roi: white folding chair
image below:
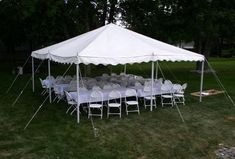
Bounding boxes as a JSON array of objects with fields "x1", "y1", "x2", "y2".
[
  {"x1": 160, "y1": 84, "x2": 174, "y2": 107},
  {"x1": 64, "y1": 75, "x2": 72, "y2": 82},
  {"x1": 103, "y1": 84, "x2": 112, "y2": 90},
  {"x1": 53, "y1": 86, "x2": 63, "y2": 103},
  {"x1": 39, "y1": 78, "x2": 47, "y2": 95},
  {"x1": 173, "y1": 83, "x2": 187, "y2": 105},
  {"x1": 88, "y1": 91, "x2": 104, "y2": 119},
  {"x1": 144, "y1": 81, "x2": 151, "y2": 86},
  {"x1": 111, "y1": 73, "x2": 117, "y2": 76},
  {"x1": 65, "y1": 91, "x2": 77, "y2": 115},
  {"x1": 80, "y1": 86, "x2": 88, "y2": 91},
  {"x1": 102, "y1": 73, "x2": 109, "y2": 77},
  {"x1": 120, "y1": 81, "x2": 128, "y2": 87},
  {"x1": 92, "y1": 86, "x2": 102, "y2": 91},
  {"x1": 181, "y1": 83, "x2": 187, "y2": 94},
  {"x1": 135, "y1": 82, "x2": 142, "y2": 87},
  {"x1": 143, "y1": 85, "x2": 157, "y2": 109},
  {"x1": 107, "y1": 90, "x2": 122, "y2": 118},
  {"x1": 112, "y1": 84, "x2": 121, "y2": 89},
  {"x1": 125, "y1": 89, "x2": 140, "y2": 115},
  {"x1": 164, "y1": 80, "x2": 172, "y2": 85},
  {"x1": 156, "y1": 78, "x2": 163, "y2": 84}
]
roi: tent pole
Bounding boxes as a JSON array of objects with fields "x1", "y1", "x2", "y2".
[
  {"x1": 124, "y1": 64, "x2": 127, "y2": 74},
  {"x1": 199, "y1": 60, "x2": 205, "y2": 102},
  {"x1": 32, "y1": 57, "x2": 35, "y2": 92},
  {"x1": 155, "y1": 61, "x2": 158, "y2": 80},
  {"x1": 150, "y1": 61, "x2": 154, "y2": 111},
  {"x1": 76, "y1": 64, "x2": 80, "y2": 123},
  {"x1": 48, "y1": 59, "x2": 52, "y2": 103}
]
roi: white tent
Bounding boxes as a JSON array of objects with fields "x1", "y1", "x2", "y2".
[
  {"x1": 31, "y1": 23, "x2": 205, "y2": 123},
  {"x1": 32, "y1": 23, "x2": 204, "y2": 64}
]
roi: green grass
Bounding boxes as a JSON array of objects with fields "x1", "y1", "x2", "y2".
[{"x1": 0, "y1": 58, "x2": 235, "y2": 159}]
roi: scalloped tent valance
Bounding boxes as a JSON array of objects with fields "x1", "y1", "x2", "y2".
[{"x1": 31, "y1": 23, "x2": 204, "y2": 65}]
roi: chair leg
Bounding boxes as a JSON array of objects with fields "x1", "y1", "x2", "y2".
[
  {"x1": 107, "y1": 106, "x2": 109, "y2": 118},
  {"x1": 70, "y1": 107, "x2": 77, "y2": 115},
  {"x1": 101, "y1": 107, "x2": 103, "y2": 119},
  {"x1": 53, "y1": 96, "x2": 57, "y2": 102},
  {"x1": 137, "y1": 104, "x2": 140, "y2": 114},
  {"x1": 119, "y1": 106, "x2": 121, "y2": 118},
  {"x1": 88, "y1": 107, "x2": 91, "y2": 119},
  {"x1": 161, "y1": 97, "x2": 164, "y2": 107},
  {"x1": 66, "y1": 105, "x2": 73, "y2": 114},
  {"x1": 126, "y1": 104, "x2": 128, "y2": 115},
  {"x1": 57, "y1": 97, "x2": 62, "y2": 103},
  {"x1": 144, "y1": 99, "x2": 146, "y2": 109}
]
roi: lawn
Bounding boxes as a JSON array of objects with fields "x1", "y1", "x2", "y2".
[{"x1": 0, "y1": 58, "x2": 235, "y2": 159}]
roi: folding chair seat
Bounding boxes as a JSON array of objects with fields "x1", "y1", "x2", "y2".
[
  {"x1": 160, "y1": 84, "x2": 174, "y2": 107},
  {"x1": 88, "y1": 91, "x2": 104, "y2": 119},
  {"x1": 107, "y1": 90, "x2": 122, "y2": 118},
  {"x1": 92, "y1": 86, "x2": 102, "y2": 91},
  {"x1": 125, "y1": 89, "x2": 140, "y2": 115},
  {"x1": 65, "y1": 91, "x2": 77, "y2": 115},
  {"x1": 143, "y1": 85, "x2": 157, "y2": 109},
  {"x1": 39, "y1": 78, "x2": 48, "y2": 95},
  {"x1": 103, "y1": 84, "x2": 112, "y2": 90},
  {"x1": 112, "y1": 84, "x2": 121, "y2": 89},
  {"x1": 173, "y1": 83, "x2": 187, "y2": 105}
]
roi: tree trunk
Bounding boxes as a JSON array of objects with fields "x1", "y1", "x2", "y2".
[
  {"x1": 101, "y1": 0, "x2": 108, "y2": 26},
  {"x1": 195, "y1": 38, "x2": 209, "y2": 71},
  {"x1": 108, "y1": 0, "x2": 117, "y2": 23}
]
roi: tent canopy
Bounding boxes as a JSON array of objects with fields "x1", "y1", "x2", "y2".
[{"x1": 31, "y1": 23, "x2": 204, "y2": 65}]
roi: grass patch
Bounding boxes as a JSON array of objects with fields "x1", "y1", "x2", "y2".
[{"x1": 0, "y1": 58, "x2": 235, "y2": 158}]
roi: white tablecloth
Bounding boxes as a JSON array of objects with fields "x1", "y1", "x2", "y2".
[
  {"x1": 130, "y1": 85, "x2": 162, "y2": 97},
  {"x1": 69, "y1": 87, "x2": 130, "y2": 104},
  {"x1": 53, "y1": 84, "x2": 69, "y2": 96}
]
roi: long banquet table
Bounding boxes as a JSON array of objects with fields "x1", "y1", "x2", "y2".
[
  {"x1": 69, "y1": 87, "x2": 130, "y2": 104},
  {"x1": 69, "y1": 84, "x2": 172, "y2": 104}
]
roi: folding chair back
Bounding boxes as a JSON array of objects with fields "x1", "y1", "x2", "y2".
[{"x1": 92, "y1": 86, "x2": 102, "y2": 91}]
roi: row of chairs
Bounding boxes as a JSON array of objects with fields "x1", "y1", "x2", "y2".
[
  {"x1": 64, "y1": 83, "x2": 187, "y2": 119},
  {"x1": 161, "y1": 83, "x2": 187, "y2": 107},
  {"x1": 65, "y1": 89, "x2": 140, "y2": 119}
]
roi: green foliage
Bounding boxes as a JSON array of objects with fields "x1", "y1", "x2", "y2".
[{"x1": 0, "y1": 0, "x2": 234, "y2": 57}]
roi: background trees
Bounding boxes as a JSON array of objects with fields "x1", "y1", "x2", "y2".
[{"x1": 0, "y1": 0, "x2": 234, "y2": 62}]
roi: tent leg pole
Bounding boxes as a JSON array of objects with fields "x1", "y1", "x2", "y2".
[
  {"x1": 200, "y1": 60, "x2": 205, "y2": 102},
  {"x1": 76, "y1": 64, "x2": 80, "y2": 123},
  {"x1": 124, "y1": 64, "x2": 127, "y2": 74},
  {"x1": 32, "y1": 57, "x2": 35, "y2": 92},
  {"x1": 151, "y1": 61, "x2": 154, "y2": 111},
  {"x1": 48, "y1": 59, "x2": 52, "y2": 103},
  {"x1": 155, "y1": 61, "x2": 158, "y2": 80}
]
